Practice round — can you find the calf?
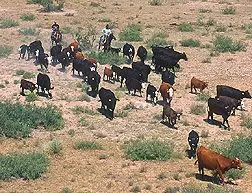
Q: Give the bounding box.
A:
[216,95,244,115]
[50,44,62,64]
[120,67,143,87]
[37,73,54,98]
[196,146,242,183]
[125,78,143,97]
[137,45,147,63]
[37,52,52,71]
[111,65,122,81]
[217,85,252,100]
[162,105,182,127]
[87,71,101,96]
[123,43,135,61]
[188,130,199,159]
[18,44,28,59]
[146,84,158,105]
[99,87,119,120]
[103,66,113,82]
[27,40,43,60]
[132,61,151,82]
[20,79,36,95]
[190,77,208,94]
[159,82,175,105]
[162,70,175,85]
[207,98,233,128]
[110,47,121,55]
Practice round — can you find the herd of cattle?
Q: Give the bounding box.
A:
[17,37,251,184]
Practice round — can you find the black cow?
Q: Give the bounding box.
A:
[217,85,252,100]
[50,44,62,64]
[18,44,28,59]
[120,67,143,87]
[87,71,101,96]
[146,84,158,105]
[208,98,233,128]
[188,130,199,159]
[137,45,147,63]
[132,61,151,82]
[123,43,135,61]
[57,50,71,69]
[20,79,36,95]
[111,64,123,81]
[110,47,121,55]
[27,40,43,61]
[72,59,96,80]
[37,52,52,71]
[215,95,244,115]
[153,54,180,74]
[161,70,175,85]
[37,73,54,98]
[125,78,143,97]
[99,87,119,120]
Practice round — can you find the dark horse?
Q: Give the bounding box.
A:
[51,30,62,46]
[99,33,116,52]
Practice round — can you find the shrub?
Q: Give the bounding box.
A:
[98,18,111,22]
[241,113,252,129]
[0,45,13,58]
[0,18,19,28]
[20,13,36,21]
[180,39,200,47]
[190,103,205,115]
[178,22,194,32]
[115,110,128,118]
[213,35,246,53]
[164,187,180,193]
[16,69,25,75]
[223,6,236,15]
[14,80,20,84]
[27,0,64,12]
[157,172,167,180]
[74,141,102,150]
[196,92,211,101]
[25,92,38,102]
[23,72,35,79]
[145,31,168,48]
[48,138,62,154]
[0,102,64,138]
[199,8,212,13]
[130,186,141,193]
[200,129,209,138]
[125,139,173,161]
[215,24,227,32]
[206,18,216,26]
[0,152,48,180]
[61,26,72,34]
[78,117,89,127]
[19,28,38,36]
[225,168,245,180]
[173,173,181,181]
[87,51,126,65]
[149,0,161,6]
[60,187,73,193]
[78,93,91,102]
[242,23,252,34]
[90,2,100,7]
[0,84,5,89]
[74,25,97,50]
[119,24,143,41]
[72,106,98,116]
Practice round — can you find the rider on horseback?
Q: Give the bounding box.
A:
[98,24,111,50]
[52,21,60,32]
[51,22,62,46]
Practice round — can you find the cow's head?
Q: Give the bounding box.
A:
[202,82,208,91]
[176,109,183,120]
[182,52,188,61]
[29,83,37,92]
[242,90,252,99]
[231,157,242,170]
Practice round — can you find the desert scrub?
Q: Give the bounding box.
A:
[72,106,98,116]
[23,71,35,79]
[25,92,38,102]
[0,102,64,138]
[145,31,168,48]
[27,0,65,12]
[61,26,72,34]
[213,35,246,53]
[119,24,143,41]
[178,22,194,32]
[88,51,126,65]
[0,18,19,28]
[0,45,13,58]
[19,28,38,36]
[180,39,200,47]
[74,141,102,150]
[20,13,36,21]
[241,113,252,129]
[222,6,236,15]
[215,24,227,32]
[0,152,48,180]
[16,69,25,75]
[98,18,111,22]
[125,139,173,161]
[190,103,205,115]
[181,184,241,193]
[149,0,161,6]
[196,92,211,101]
[47,138,62,154]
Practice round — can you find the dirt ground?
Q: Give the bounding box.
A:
[1,0,252,192]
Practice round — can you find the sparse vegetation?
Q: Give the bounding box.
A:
[200,129,209,138]
[23,71,35,79]
[61,26,72,34]
[180,39,200,47]
[241,113,252,129]
[149,0,161,6]
[19,27,38,36]
[0,102,64,138]
[0,152,48,180]
[222,6,236,15]
[178,22,194,32]
[60,187,73,193]
[98,18,111,22]
[181,184,241,193]
[157,172,167,180]
[125,139,173,161]
[72,106,98,116]
[215,24,227,32]
[145,31,168,48]
[0,84,5,89]
[0,18,19,28]
[119,24,143,41]
[20,13,36,21]
[88,51,126,65]
[74,25,97,50]
[90,2,100,7]
[115,110,128,118]
[16,69,25,76]
[190,103,205,115]
[206,18,216,26]
[27,0,65,12]
[173,173,181,181]
[199,8,212,13]
[48,138,62,155]
[130,186,141,193]
[78,117,89,127]
[196,92,211,101]
[242,23,252,34]
[25,92,38,102]
[14,80,20,85]
[164,187,180,193]
[0,45,13,58]
[68,129,75,137]
[74,141,102,150]
[213,35,246,53]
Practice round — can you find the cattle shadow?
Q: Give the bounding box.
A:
[195,173,238,185]
[97,108,113,120]
[86,90,98,98]
[160,120,178,129]
[203,119,230,130]
[156,100,169,106]
[36,91,51,98]
[57,68,67,73]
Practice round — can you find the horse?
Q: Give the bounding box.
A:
[98,33,116,52]
[51,30,62,46]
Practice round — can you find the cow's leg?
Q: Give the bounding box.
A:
[103,74,105,81]
[223,116,230,128]
[139,89,142,97]
[146,94,148,101]
[21,87,25,95]
[216,167,225,184]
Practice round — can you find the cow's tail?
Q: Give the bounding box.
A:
[50,86,54,90]
[194,160,198,165]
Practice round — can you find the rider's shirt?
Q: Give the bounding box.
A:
[102,28,111,36]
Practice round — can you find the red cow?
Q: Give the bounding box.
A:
[191,77,208,94]
[159,82,175,105]
[196,146,242,183]
[68,40,78,52]
[103,66,113,82]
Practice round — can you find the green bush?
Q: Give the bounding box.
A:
[23,72,35,79]
[149,0,162,6]
[20,13,36,21]
[242,23,252,34]
[196,92,211,101]
[48,138,62,154]
[199,8,212,13]
[27,0,64,12]
[60,187,73,193]
[98,18,111,22]
[222,6,236,15]
[19,28,38,36]
[0,18,19,28]
[125,139,173,161]
[180,39,200,47]
[190,103,205,115]
[178,22,194,32]
[61,26,72,34]
[87,51,126,65]
[25,92,38,102]
[181,184,241,193]
[206,18,216,26]
[119,24,143,41]
[241,113,252,129]
[225,168,245,180]
[0,152,48,180]
[0,102,64,138]
[16,69,25,75]
[74,141,102,150]
[215,24,227,32]
[74,25,97,50]
[145,31,168,48]
[0,45,13,58]
[213,35,246,53]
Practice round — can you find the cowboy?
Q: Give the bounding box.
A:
[99,24,111,49]
[52,22,60,32]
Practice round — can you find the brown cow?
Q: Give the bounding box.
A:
[196,146,242,183]
[75,51,86,60]
[162,105,182,127]
[68,40,78,52]
[159,82,175,105]
[191,77,208,94]
[103,66,113,82]
[20,79,36,95]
